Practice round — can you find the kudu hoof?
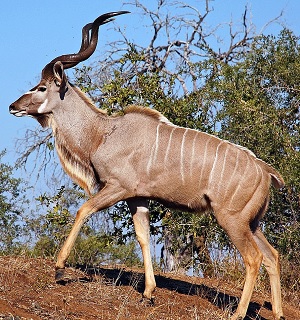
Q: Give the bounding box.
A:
[140,295,155,306]
[55,268,66,285]
[230,315,244,320]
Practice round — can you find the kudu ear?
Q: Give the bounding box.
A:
[53,61,67,87]
[53,61,67,98]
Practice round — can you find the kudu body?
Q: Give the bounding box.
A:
[9,12,285,320]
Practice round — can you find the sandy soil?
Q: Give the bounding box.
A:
[0,256,298,320]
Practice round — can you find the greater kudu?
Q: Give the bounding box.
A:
[9,12,285,320]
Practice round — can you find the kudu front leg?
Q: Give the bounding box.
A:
[127,199,156,302]
[55,200,93,281]
[55,185,127,281]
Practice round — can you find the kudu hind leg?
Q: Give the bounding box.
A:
[217,216,263,320]
[127,199,156,301]
[253,229,284,320]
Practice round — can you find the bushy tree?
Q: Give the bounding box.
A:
[74,2,299,279]
[16,0,299,286]
[29,186,140,266]
[0,150,28,253]
[212,29,300,265]
[73,0,257,274]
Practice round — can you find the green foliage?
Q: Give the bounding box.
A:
[0,150,27,254]
[69,235,141,267]
[212,30,300,265]
[75,46,216,133]
[73,26,300,280]
[30,186,140,266]
[32,186,76,255]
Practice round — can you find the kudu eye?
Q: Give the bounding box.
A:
[38,86,47,92]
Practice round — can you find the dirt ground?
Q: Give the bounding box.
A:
[0,256,298,320]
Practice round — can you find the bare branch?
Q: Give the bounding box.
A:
[98,0,259,98]
[259,9,285,35]
[15,128,57,181]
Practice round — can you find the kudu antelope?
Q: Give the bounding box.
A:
[9,12,285,320]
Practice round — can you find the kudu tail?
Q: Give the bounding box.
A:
[258,159,285,189]
[270,171,285,189]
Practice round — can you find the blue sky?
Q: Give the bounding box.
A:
[1,0,300,169]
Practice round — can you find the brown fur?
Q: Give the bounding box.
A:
[125,104,162,119]
[71,85,107,115]
[9,14,285,319]
[124,105,172,124]
[54,128,102,196]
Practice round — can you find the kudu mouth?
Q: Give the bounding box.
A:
[9,105,27,117]
[9,104,46,118]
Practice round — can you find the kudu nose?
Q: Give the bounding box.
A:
[9,103,25,116]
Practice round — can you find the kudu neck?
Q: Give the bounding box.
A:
[50,83,108,151]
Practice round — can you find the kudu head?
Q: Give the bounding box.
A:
[9,11,129,124]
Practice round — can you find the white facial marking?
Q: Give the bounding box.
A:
[24,89,37,95]
[38,98,49,113]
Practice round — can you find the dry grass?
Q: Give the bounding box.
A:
[0,256,299,319]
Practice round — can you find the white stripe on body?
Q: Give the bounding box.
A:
[146,123,162,175]
[164,127,176,169]
[227,152,254,210]
[198,136,213,188]
[222,148,240,204]
[216,143,230,195]
[190,131,198,179]
[153,123,161,164]
[208,141,223,187]
[180,129,189,184]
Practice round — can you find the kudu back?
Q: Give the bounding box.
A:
[9,12,285,320]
